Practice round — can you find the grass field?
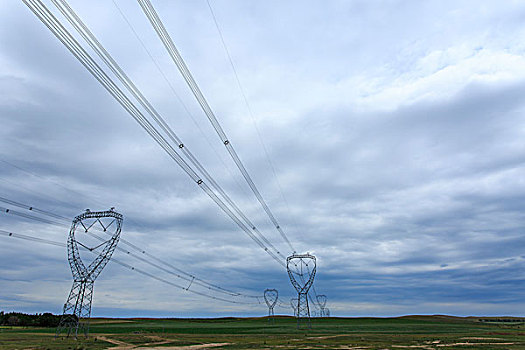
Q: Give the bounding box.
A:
[1,315,524,349]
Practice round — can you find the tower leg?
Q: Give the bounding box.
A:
[296,292,311,329]
[56,280,94,338]
[78,281,94,337]
[269,306,275,324]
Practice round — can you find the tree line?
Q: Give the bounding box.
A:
[0,311,61,327]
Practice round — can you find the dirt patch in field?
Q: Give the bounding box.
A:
[309,334,351,340]
[140,335,172,347]
[136,343,230,349]
[392,341,516,348]
[436,342,515,347]
[98,336,230,350]
[98,335,179,349]
[98,335,134,349]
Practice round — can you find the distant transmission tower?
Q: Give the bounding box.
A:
[264,289,278,323]
[290,298,298,317]
[56,209,123,338]
[287,254,316,329]
[317,294,327,317]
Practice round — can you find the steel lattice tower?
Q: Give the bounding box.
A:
[316,294,327,317]
[290,298,298,317]
[56,209,123,338]
[264,289,278,323]
[287,253,316,329]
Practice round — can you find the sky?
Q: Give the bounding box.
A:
[1,0,525,318]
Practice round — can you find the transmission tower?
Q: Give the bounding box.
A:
[56,209,123,338]
[264,289,278,323]
[290,298,298,317]
[316,294,327,317]
[287,254,316,329]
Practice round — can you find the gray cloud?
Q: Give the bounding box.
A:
[1,0,525,317]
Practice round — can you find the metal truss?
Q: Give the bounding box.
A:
[286,253,316,329]
[317,294,327,317]
[264,288,278,323]
[290,298,298,317]
[56,209,123,338]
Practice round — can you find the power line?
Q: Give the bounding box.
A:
[306,261,322,309]
[136,0,296,254]
[110,0,251,202]
[0,159,91,204]
[22,0,286,268]
[0,196,260,299]
[0,205,64,226]
[0,228,66,248]
[0,151,285,300]
[0,228,259,305]
[52,0,286,266]
[204,2,323,305]
[0,159,290,301]
[205,0,301,245]
[21,0,318,304]
[0,195,70,221]
[0,208,261,302]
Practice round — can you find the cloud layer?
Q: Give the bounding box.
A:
[1,0,525,317]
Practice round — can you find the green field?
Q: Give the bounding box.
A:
[1,315,524,349]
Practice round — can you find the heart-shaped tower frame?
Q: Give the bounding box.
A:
[287,253,316,329]
[56,208,123,339]
[264,288,278,322]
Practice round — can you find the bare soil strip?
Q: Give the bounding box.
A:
[99,336,136,350]
[98,335,231,350]
[392,342,515,348]
[136,343,230,350]
[309,334,352,340]
[436,343,515,347]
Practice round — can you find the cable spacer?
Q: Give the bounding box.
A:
[224,140,229,145]
[197,179,203,185]
[179,143,184,148]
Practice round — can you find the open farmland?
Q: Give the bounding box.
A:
[1,315,525,349]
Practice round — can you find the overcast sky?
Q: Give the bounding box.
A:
[1,0,525,318]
